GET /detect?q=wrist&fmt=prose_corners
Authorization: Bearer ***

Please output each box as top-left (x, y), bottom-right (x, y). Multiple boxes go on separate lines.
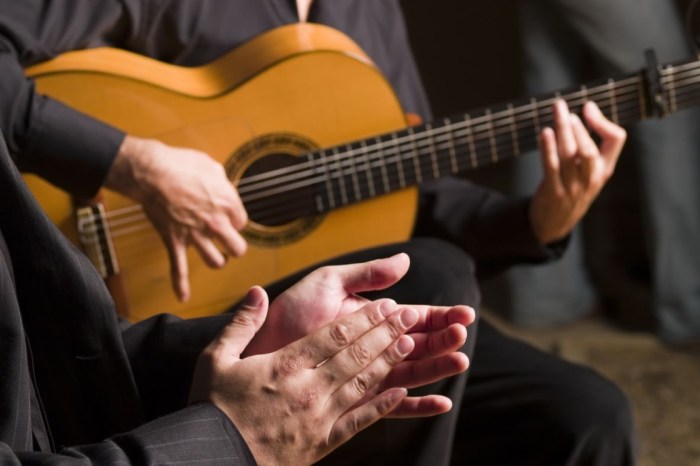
top-left (104, 135), bottom-right (157, 201)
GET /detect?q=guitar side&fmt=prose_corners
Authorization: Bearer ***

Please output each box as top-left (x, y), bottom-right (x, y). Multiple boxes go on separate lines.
top-left (25, 24), bottom-right (417, 321)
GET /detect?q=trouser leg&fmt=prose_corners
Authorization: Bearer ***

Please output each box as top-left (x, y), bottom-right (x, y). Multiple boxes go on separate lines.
top-left (451, 320), bottom-right (637, 466)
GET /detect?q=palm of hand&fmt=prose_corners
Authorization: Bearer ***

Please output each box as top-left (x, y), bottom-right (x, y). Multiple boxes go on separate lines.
top-left (243, 272), bottom-right (370, 356)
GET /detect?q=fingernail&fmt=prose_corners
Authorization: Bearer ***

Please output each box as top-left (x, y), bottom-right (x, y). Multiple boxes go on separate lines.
top-left (389, 387), bottom-right (408, 403)
top-left (242, 287), bottom-right (263, 308)
top-left (380, 299), bottom-right (397, 317)
top-left (400, 307), bottom-right (418, 327)
top-left (397, 335), bottom-right (413, 355)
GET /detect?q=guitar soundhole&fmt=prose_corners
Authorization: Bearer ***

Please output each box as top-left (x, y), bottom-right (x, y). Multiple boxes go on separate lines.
top-left (226, 133), bottom-right (324, 247)
top-left (241, 153), bottom-right (317, 227)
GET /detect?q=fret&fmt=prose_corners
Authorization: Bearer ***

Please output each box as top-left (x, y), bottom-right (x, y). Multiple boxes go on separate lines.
top-left (579, 85), bottom-right (588, 114)
top-left (374, 136), bottom-right (391, 194)
top-left (464, 114), bottom-right (478, 169)
top-left (332, 147), bottom-right (349, 206)
top-left (407, 126), bottom-right (423, 184)
top-left (391, 131), bottom-right (407, 189)
top-left (485, 109), bottom-right (498, 163)
top-left (530, 97), bottom-right (542, 136)
top-left (425, 123), bottom-right (440, 179)
top-left (666, 64), bottom-right (678, 113)
top-left (637, 75), bottom-right (648, 120)
top-left (507, 104), bottom-right (520, 157)
top-left (359, 140), bottom-right (376, 198)
top-left (443, 117), bottom-right (459, 173)
top-left (318, 149), bottom-right (336, 210)
top-left (306, 151), bottom-right (325, 213)
top-left (346, 143), bottom-right (362, 202)
top-left (607, 79), bottom-right (619, 124)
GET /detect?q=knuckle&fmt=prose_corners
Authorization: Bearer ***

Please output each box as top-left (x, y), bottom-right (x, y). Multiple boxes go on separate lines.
top-left (386, 314), bottom-right (406, 339)
top-left (365, 303), bottom-right (384, 327)
top-left (350, 343), bottom-right (372, 366)
top-left (351, 373), bottom-right (371, 397)
top-left (346, 412), bottom-right (362, 435)
top-left (330, 322), bottom-right (351, 347)
top-left (273, 352), bottom-right (304, 379)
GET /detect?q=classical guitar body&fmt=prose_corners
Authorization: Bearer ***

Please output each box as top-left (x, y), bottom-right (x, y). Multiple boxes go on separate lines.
top-left (25, 24), bottom-right (417, 321)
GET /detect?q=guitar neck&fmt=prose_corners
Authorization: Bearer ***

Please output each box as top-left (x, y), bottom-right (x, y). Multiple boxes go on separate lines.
top-left (238, 55), bottom-right (700, 219)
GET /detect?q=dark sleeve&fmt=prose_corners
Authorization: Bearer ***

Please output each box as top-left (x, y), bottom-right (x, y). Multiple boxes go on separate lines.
top-left (0, 403), bottom-right (257, 465)
top-left (413, 178), bottom-right (568, 278)
top-left (0, 0), bottom-right (138, 197)
top-left (121, 312), bottom-right (235, 421)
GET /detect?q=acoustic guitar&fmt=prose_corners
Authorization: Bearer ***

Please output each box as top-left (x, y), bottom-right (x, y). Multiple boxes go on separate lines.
top-left (23, 23), bottom-right (699, 321)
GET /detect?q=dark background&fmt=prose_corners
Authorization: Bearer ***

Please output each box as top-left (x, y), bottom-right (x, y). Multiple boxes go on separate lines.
top-left (398, 0), bottom-right (697, 326)
top-left (400, 0), bottom-right (696, 117)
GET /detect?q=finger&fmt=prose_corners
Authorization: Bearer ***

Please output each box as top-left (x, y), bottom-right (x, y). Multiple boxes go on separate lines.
top-left (539, 126), bottom-right (561, 192)
top-left (583, 101), bottom-right (626, 166)
top-left (288, 299), bottom-right (397, 367)
top-left (328, 332), bottom-right (415, 414)
top-left (316, 305), bottom-right (418, 389)
top-left (225, 185), bottom-right (249, 231)
top-left (208, 286), bottom-right (269, 361)
top-left (191, 229), bottom-right (228, 268)
top-left (325, 253), bottom-right (411, 295)
top-left (167, 237), bottom-right (190, 302)
top-left (409, 305), bottom-right (475, 333)
top-left (385, 394), bottom-right (454, 419)
top-left (553, 99), bottom-right (577, 159)
top-left (381, 351), bottom-right (469, 389)
top-left (408, 323), bottom-right (467, 360)
top-left (569, 113), bottom-right (598, 183)
top-left (329, 387), bottom-right (407, 447)
top-left (210, 218), bottom-right (247, 258)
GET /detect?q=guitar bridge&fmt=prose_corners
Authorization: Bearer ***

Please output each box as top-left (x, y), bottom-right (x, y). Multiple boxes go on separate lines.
top-left (76, 204), bottom-right (120, 278)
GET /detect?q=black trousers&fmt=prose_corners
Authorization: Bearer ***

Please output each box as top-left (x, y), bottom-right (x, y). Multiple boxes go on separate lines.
top-left (261, 238), bottom-right (636, 466)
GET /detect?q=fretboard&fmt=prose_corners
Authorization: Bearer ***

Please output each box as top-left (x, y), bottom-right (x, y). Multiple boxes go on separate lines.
top-left (238, 56), bottom-right (700, 222)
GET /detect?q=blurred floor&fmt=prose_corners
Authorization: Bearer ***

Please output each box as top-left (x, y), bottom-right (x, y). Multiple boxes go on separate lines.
top-left (484, 310), bottom-right (700, 466)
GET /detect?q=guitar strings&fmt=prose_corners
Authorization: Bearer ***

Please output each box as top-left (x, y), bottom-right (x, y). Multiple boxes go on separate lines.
top-left (103, 58), bottom-right (700, 218)
top-left (80, 61), bottom-right (700, 245)
top-left (99, 80), bottom-right (644, 229)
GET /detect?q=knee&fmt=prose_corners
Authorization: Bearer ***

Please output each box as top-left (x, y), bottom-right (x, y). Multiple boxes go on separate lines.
top-left (548, 365), bottom-right (636, 464)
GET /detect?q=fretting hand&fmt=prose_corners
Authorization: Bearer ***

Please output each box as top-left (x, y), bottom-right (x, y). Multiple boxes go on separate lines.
top-left (529, 99), bottom-right (626, 244)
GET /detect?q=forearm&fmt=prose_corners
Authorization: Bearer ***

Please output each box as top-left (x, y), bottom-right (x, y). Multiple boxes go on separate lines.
top-left (0, 0), bottom-right (134, 197)
top-left (414, 178), bottom-right (567, 278)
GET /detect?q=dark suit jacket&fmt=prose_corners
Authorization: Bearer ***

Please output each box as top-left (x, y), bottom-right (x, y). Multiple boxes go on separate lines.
top-left (0, 131), bottom-right (255, 464)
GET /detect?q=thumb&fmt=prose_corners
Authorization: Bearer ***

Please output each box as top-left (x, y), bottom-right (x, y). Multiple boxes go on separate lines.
top-left (217, 286), bottom-right (269, 360)
top-left (335, 253), bottom-right (411, 294)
